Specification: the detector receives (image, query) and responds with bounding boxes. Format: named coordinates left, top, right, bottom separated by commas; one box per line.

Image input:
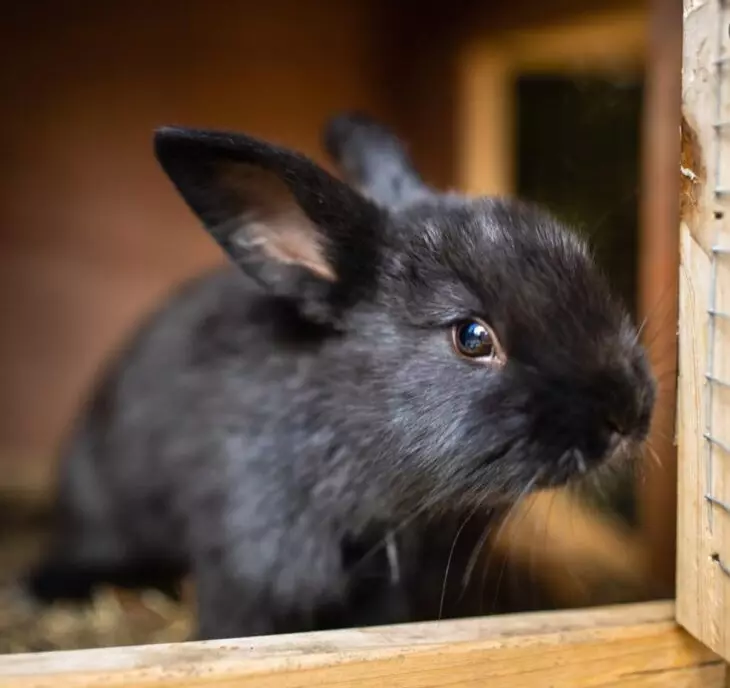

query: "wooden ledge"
left=0, top=601, right=724, bottom=687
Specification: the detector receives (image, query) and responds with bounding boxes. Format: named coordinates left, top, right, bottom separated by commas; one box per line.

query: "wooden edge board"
left=677, top=0, right=730, bottom=663
left=0, top=601, right=723, bottom=688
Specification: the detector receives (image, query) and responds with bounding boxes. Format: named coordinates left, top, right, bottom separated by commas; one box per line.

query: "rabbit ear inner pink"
left=216, top=162, right=336, bottom=282
left=154, top=126, right=384, bottom=322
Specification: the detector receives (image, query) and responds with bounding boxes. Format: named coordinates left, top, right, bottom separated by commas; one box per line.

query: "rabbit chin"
left=419, top=435, right=642, bottom=514
left=538, top=435, right=643, bottom=490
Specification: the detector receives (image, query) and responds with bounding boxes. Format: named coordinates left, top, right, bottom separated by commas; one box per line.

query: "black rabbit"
left=27, top=113, right=656, bottom=639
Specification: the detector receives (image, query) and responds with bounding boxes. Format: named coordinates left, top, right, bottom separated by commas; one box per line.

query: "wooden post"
left=636, top=0, right=683, bottom=598
left=456, top=43, right=514, bottom=196
left=676, top=0, right=730, bottom=663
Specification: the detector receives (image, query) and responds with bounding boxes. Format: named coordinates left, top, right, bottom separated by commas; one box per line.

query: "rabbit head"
left=154, top=114, right=655, bottom=509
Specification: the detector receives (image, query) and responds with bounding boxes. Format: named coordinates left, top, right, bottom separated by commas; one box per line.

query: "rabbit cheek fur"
left=28, top=115, right=656, bottom=640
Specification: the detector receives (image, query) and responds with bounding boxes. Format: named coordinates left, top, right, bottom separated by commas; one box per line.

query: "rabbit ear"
left=323, top=112, right=431, bottom=208
left=154, top=126, right=383, bottom=319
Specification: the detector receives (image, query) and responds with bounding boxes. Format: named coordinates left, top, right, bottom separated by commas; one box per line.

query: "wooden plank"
left=454, top=4, right=647, bottom=197
left=455, top=43, right=514, bottom=196
left=0, top=602, right=723, bottom=688
left=501, top=4, right=647, bottom=73
left=636, top=0, right=682, bottom=598
left=677, top=0, right=730, bottom=662
left=466, top=0, right=647, bottom=40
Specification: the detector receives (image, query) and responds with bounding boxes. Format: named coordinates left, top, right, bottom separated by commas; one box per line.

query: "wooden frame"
left=456, top=3, right=647, bottom=196
left=2, top=0, right=730, bottom=685
left=676, top=0, right=730, bottom=662
left=0, top=602, right=723, bottom=687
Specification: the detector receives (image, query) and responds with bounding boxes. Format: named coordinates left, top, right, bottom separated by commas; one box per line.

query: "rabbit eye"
left=452, top=319, right=501, bottom=362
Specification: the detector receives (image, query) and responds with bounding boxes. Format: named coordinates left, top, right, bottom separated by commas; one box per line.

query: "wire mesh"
left=703, top=0, right=730, bottom=578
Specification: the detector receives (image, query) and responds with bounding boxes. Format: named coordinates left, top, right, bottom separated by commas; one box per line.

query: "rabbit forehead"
left=384, top=197, right=632, bottom=365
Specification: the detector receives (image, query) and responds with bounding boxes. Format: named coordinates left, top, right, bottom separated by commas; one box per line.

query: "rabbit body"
left=29, top=114, right=656, bottom=639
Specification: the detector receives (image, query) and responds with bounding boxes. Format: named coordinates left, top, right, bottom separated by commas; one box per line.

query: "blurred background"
left=0, top=0, right=680, bottom=651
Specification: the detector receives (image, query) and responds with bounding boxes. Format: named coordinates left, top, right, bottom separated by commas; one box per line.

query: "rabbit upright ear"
left=154, top=126, right=383, bottom=319
left=323, top=112, right=431, bottom=208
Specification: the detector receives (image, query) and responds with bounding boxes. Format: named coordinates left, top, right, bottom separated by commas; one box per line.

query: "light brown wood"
left=499, top=5, right=647, bottom=73
left=454, top=4, right=647, bottom=198
left=677, top=0, right=730, bottom=663
left=636, top=0, right=682, bottom=598
left=489, top=490, right=652, bottom=608
left=456, top=45, right=514, bottom=196
left=0, top=602, right=723, bottom=688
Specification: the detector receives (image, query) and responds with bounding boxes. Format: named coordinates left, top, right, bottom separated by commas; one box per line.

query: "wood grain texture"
left=0, top=602, right=724, bottom=688
left=677, top=0, right=730, bottom=662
